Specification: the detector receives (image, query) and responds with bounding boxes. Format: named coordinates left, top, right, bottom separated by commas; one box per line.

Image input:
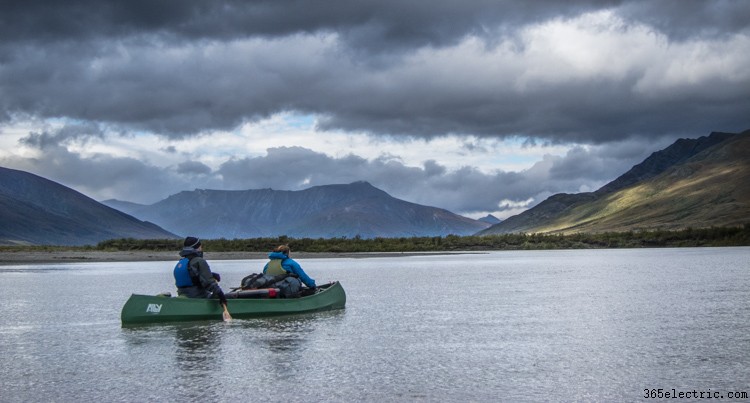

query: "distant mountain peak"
left=478, top=214, right=502, bottom=225
left=110, top=181, right=489, bottom=239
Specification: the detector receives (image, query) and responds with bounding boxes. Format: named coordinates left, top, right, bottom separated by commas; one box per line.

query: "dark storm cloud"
left=1, top=0, right=748, bottom=216
left=0, top=0, right=614, bottom=47
left=19, top=122, right=105, bottom=149
left=1, top=0, right=747, bottom=142
left=3, top=1, right=744, bottom=46
left=315, top=76, right=750, bottom=144
left=617, top=0, right=750, bottom=40
left=4, top=35, right=746, bottom=143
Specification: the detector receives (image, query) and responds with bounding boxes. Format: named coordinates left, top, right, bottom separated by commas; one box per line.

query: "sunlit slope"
left=535, top=134, right=750, bottom=234
left=479, top=130, right=740, bottom=235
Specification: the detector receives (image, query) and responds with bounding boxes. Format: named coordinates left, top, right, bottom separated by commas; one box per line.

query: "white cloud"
left=634, top=34, right=750, bottom=95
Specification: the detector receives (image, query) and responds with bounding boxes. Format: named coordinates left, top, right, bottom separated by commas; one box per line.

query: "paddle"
left=221, top=302, right=232, bottom=321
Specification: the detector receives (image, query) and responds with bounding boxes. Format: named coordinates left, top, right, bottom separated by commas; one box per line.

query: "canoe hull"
left=121, top=281, right=346, bottom=325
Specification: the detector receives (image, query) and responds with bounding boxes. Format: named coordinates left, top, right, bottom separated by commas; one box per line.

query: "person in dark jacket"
left=263, top=244, right=316, bottom=288
left=174, top=236, right=231, bottom=320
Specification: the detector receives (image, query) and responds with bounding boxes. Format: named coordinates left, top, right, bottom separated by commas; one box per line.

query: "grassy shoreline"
left=2, top=226, right=748, bottom=265
left=0, top=250, right=473, bottom=265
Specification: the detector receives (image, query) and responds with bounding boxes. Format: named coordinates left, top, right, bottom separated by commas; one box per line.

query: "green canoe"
left=121, top=281, right=346, bottom=325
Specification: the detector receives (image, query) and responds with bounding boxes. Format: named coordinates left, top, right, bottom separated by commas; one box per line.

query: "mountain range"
left=1, top=129, right=747, bottom=245
left=479, top=130, right=750, bottom=235
left=102, top=181, right=490, bottom=239
left=0, top=167, right=177, bottom=246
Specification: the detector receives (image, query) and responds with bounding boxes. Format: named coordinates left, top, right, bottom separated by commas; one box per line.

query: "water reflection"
left=228, top=311, right=346, bottom=383
left=172, top=324, right=223, bottom=362
left=120, top=310, right=347, bottom=394
left=120, top=322, right=227, bottom=401
left=170, top=323, right=225, bottom=401
left=247, top=316, right=315, bottom=352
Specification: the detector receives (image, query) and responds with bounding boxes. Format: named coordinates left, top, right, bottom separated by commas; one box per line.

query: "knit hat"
left=184, top=236, right=201, bottom=249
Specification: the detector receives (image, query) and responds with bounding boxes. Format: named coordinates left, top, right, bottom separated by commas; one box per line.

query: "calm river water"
left=1, top=247, right=749, bottom=402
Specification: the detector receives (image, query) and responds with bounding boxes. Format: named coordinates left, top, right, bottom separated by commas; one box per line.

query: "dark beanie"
left=184, top=236, right=201, bottom=248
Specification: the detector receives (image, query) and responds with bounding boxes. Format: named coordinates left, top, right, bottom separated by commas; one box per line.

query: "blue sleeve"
left=283, top=258, right=316, bottom=288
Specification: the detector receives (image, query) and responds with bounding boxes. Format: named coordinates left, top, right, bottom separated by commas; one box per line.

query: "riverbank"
left=0, top=250, right=473, bottom=265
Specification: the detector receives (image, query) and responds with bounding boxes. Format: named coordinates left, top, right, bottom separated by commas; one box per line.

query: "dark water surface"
left=1, top=247, right=749, bottom=402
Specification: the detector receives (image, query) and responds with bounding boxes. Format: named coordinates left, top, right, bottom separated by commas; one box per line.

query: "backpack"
left=241, top=273, right=288, bottom=290
left=274, top=276, right=302, bottom=298
left=240, top=272, right=301, bottom=297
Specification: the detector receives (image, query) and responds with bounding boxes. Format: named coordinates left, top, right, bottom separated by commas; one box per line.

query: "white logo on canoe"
left=146, top=303, right=162, bottom=313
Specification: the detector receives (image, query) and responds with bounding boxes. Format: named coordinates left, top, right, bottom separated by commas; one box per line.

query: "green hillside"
left=534, top=133, right=750, bottom=234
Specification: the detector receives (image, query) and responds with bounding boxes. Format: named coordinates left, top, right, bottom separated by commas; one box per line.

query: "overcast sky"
left=1, top=0, right=748, bottom=219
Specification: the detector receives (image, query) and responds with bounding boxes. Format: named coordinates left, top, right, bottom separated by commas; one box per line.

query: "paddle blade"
left=222, top=304, right=232, bottom=322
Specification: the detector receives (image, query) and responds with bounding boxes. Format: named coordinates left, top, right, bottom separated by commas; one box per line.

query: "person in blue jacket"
left=263, top=244, right=316, bottom=288
left=174, top=236, right=231, bottom=320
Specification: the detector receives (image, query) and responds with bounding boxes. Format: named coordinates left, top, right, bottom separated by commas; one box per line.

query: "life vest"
left=174, top=257, right=199, bottom=287
left=265, top=259, right=287, bottom=276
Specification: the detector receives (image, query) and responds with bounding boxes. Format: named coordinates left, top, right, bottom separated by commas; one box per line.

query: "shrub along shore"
left=90, top=225, right=750, bottom=252
left=2, top=226, right=748, bottom=262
